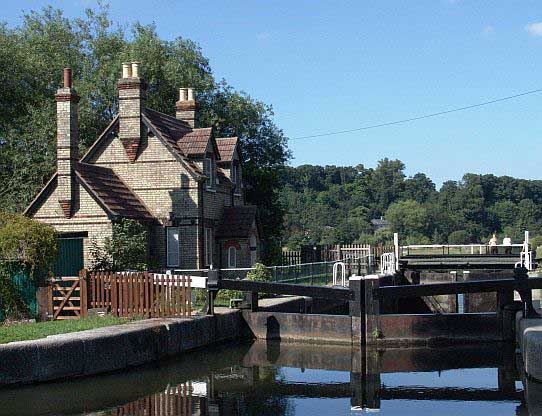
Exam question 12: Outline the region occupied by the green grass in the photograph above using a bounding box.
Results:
[0,315,136,344]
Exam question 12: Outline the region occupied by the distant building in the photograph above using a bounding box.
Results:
[371,217,389,233]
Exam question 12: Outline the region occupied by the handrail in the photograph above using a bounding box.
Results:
[377,277,542,299]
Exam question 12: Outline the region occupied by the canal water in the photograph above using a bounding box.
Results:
[0,340,539,415]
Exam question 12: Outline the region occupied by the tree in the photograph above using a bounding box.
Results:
[0,4,288,261]
[385,200,429,244]
[90,219,148,271]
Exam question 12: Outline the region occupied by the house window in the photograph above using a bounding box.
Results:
[204,227,213,266]
[228,246,237,268]
[204,157,215,189]
[166,227,180,267]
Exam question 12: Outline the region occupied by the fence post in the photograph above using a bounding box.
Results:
[274,266,278,282]
[310,262,314,285]
[350,275,380,347]
[207,268,219,315]
[80,269,88,318]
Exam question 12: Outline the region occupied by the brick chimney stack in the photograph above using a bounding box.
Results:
[118,61,146,162]
[175,88,196,128]
[55,68,79,218]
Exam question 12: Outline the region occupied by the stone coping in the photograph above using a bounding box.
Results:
[0,309,244,386]
[516,309,542,382]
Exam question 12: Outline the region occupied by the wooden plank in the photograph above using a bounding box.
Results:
[180,275,185,318]
[139,272,144,317]
[80,269,88,318]
[149,273,155,318]
[122,273,128,317]
[187,276,191,318]
[144,272,149,318]
[378,277,542,299]
[157,275,161,318]
[133,272,139,316]
[111,273,118,316]
[53,306,81,311]
[165,274,171,317]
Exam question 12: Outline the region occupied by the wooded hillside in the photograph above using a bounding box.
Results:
[279,159,542,248]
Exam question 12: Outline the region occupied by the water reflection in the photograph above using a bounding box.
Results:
[0,340,540,416]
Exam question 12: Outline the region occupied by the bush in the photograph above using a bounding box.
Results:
[0,213,57,320]
[0,212,57,278]
[90,219,148,271]
[448,230,471,245]
[246,263,272,282]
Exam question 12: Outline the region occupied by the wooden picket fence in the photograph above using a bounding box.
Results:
[89,271,192,318]
[116,382,193,416]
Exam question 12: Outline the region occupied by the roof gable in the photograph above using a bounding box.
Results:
[75,163,154,221]
[217,206,258,238]
[216,137,239,163]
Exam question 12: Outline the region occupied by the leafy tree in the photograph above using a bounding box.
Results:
[0,4,288,262]
[448,230,471,244]
[90,219,148,271]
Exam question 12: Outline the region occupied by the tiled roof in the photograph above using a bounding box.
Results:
[177,128,213,157]
[144,108,189,154]
[217,206,257,238]
[216,137,238,162]
[76,163,154,221]
[217,168,232,184]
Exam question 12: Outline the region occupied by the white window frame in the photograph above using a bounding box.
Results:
[228,246,237,268]
[204,227,213,266]
[204,158,211,189]
[204,157,216,190]
[231,162,238,186]
[166,227,180,267]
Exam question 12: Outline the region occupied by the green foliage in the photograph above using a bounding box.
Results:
[0,263,29,320]
[279,161,542,246]
[448,230,471,245]
[0,212,58,276]
[90,219,148,271]
[0,3,288,258]
[246,263,272,282]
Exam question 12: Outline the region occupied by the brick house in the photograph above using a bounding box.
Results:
[25,63,260,273]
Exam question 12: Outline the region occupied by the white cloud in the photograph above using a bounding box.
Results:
[483,25,494,35]
[525,22,542,37]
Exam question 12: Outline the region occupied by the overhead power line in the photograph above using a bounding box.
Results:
[289,88,542,141]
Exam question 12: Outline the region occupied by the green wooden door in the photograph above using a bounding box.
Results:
[53,238,84,276]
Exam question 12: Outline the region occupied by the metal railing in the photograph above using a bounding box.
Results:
[400,243,525,256]
[380,252,396,275]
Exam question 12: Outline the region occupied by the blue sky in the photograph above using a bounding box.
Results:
[4,1,542,187]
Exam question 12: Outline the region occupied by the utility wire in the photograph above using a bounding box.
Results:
[289,88,542,141]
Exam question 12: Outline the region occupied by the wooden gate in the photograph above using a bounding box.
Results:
[48,271,88,320]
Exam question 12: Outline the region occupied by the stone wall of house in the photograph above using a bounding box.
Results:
[31,182,112,268]
[219,238,251,269]
[89,134,207,269]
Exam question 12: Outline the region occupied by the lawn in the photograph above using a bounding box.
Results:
[0,315,136,344]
